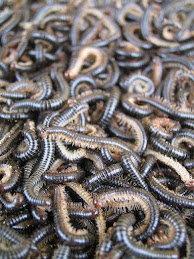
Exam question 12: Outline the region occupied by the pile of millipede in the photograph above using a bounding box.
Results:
[0,0,194,258]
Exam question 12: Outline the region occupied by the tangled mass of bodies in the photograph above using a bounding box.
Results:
[0,0,194,258]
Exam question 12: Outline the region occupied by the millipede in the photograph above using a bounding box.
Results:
[0,0,193,258]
